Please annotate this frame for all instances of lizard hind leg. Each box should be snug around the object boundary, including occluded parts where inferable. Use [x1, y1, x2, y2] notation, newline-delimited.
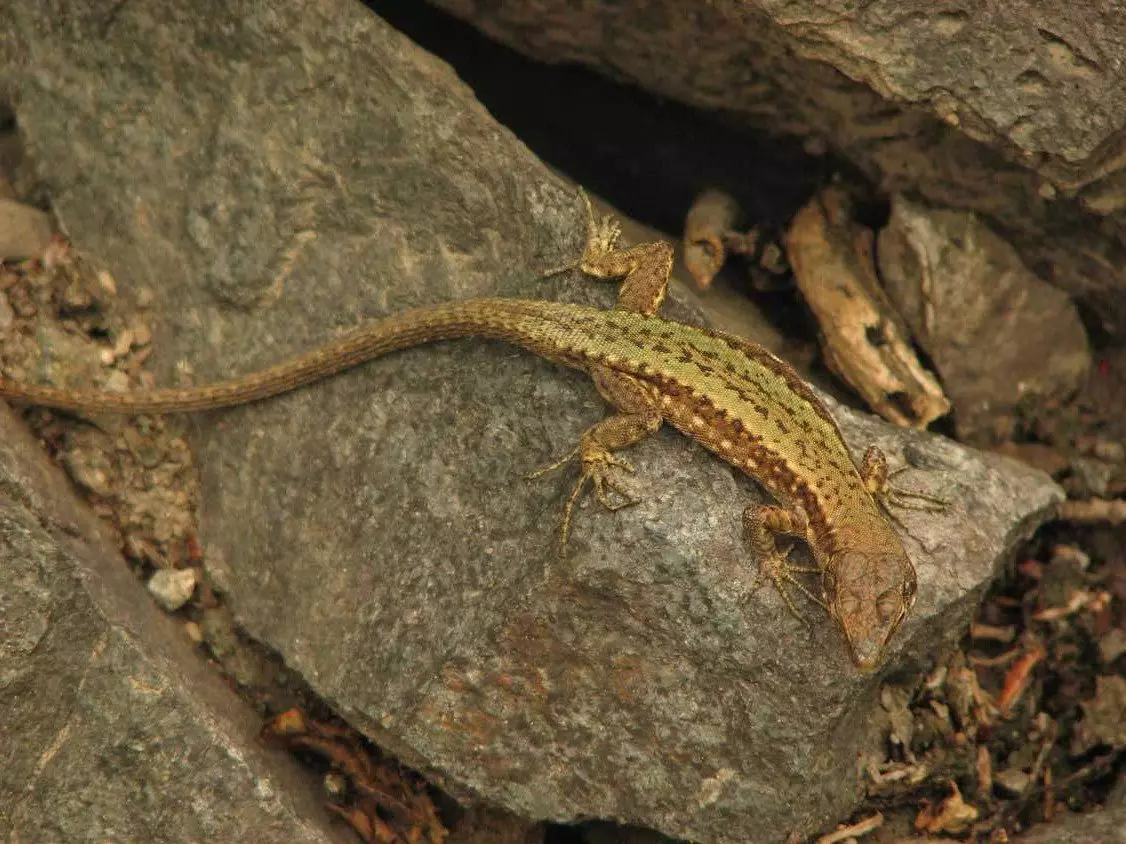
[742, 503, 824, 624]
[526, 367, 662, 547]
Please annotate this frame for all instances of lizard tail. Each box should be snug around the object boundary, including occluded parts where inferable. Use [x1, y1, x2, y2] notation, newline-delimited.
[0, 298, 567, 414]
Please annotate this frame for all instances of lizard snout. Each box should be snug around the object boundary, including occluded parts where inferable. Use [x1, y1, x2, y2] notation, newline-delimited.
[825, 548, 917, 670]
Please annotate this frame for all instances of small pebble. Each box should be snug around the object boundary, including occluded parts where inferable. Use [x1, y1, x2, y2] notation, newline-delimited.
[183, 620, 204, 644]
[61, 455, 113, 497]
[113, 328, 134, 357]
[1099, 628, 1126, 664]
[147, 567, 199, 611]
[993, 768, 1030, 796]
[131, 316, 152, 347]
[0, 291, 14, 329]
[104, 370, 132, 392]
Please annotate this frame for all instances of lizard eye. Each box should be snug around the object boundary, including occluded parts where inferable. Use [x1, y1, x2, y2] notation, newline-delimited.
[876, 589, 902, 623]
[839, 593, 860, 615]
[822, 570, 837, 601]
[902, 571, 918, 607]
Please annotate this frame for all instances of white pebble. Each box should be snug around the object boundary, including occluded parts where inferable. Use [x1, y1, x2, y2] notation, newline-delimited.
[147, 567, 199, 612]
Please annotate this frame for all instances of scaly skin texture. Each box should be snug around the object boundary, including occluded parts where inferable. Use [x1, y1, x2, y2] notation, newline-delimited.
[0, 204, 939, 669]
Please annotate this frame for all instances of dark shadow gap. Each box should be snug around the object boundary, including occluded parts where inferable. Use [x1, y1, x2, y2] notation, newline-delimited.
[366, 0, 830, 237]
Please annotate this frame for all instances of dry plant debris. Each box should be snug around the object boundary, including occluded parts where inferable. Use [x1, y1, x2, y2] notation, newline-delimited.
[859, 536, 1123, 840]
[815, 811, 884, 843]
[682, 187, 788, 292]
[262, 709, 447, 844]
[784, 185, 950, 429]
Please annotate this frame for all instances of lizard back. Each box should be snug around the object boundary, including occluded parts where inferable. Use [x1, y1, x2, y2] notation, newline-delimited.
[502, 301, 876, 530]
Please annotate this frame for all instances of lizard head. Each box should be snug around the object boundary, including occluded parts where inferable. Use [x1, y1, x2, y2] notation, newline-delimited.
[822, 546, 917, 671]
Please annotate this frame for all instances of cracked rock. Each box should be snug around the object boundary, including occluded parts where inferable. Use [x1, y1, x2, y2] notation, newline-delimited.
[0, 407, 350, 844]
[1, 3, 1064, 842]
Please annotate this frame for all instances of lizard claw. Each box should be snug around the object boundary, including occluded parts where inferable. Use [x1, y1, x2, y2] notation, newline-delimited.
[601, 451, 635, 475]
[590, 464, 639, 512]
[542, 189, 623, 278]
[751, 545, 825, 625]
[524, 444, 580, 480]
[863, 448, 948, 520]
[881, 473, 949, 513]
[559, 451, 641, 545]
[529, 442, 641, 548]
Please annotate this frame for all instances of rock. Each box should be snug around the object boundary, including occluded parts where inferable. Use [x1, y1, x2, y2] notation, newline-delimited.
[877, 195, 1091, 444]
[147, 566, 199, 611]
[1074, 676, 1126, 754]
[0, 197, 51, 260]
[1017, 805, 1126, 844]
[0, 3, 1064, 842]
[0, 406, 349, 844]
[422, 0, 1126, 332]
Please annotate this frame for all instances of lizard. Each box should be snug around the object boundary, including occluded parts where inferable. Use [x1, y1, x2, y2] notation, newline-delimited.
[0, 195, 944, 670]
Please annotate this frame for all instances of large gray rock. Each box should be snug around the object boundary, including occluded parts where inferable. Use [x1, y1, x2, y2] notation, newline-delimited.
[0, 406, 349, 844]
[0, 2, 1062, 842]
[1017, 805, 1126, 844]
[877, 195, 1091, 443]
[427, 0, 1126, 333]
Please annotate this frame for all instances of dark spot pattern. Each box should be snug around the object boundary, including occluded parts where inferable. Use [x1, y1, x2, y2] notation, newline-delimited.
[490, 300, 882, 549]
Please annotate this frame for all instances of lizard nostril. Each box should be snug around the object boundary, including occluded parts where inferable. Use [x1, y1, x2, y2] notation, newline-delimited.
[850, 638, 882, 671]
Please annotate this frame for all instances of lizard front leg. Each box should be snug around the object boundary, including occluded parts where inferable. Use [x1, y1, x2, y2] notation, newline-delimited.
[553, 190, 675, 317]
[742, 504, 824, 622]
[528, 366, 662, 545]
[860, 446, 947, 526]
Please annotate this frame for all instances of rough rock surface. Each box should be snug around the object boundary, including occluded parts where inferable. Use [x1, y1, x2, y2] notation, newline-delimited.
[1, 2, 1063, 842]
[0, 406, 350, 843]
[878, 195, 1091, 443]
[426, 0, 1126, 333]
[0, 197, 51, 259]
[1017, 804, 1126, 844]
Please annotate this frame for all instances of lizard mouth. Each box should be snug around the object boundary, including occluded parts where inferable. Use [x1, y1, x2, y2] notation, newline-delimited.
[846, 636, 884, 672]
[829, 596, 905, 671]
[838, 606, 909, 670]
